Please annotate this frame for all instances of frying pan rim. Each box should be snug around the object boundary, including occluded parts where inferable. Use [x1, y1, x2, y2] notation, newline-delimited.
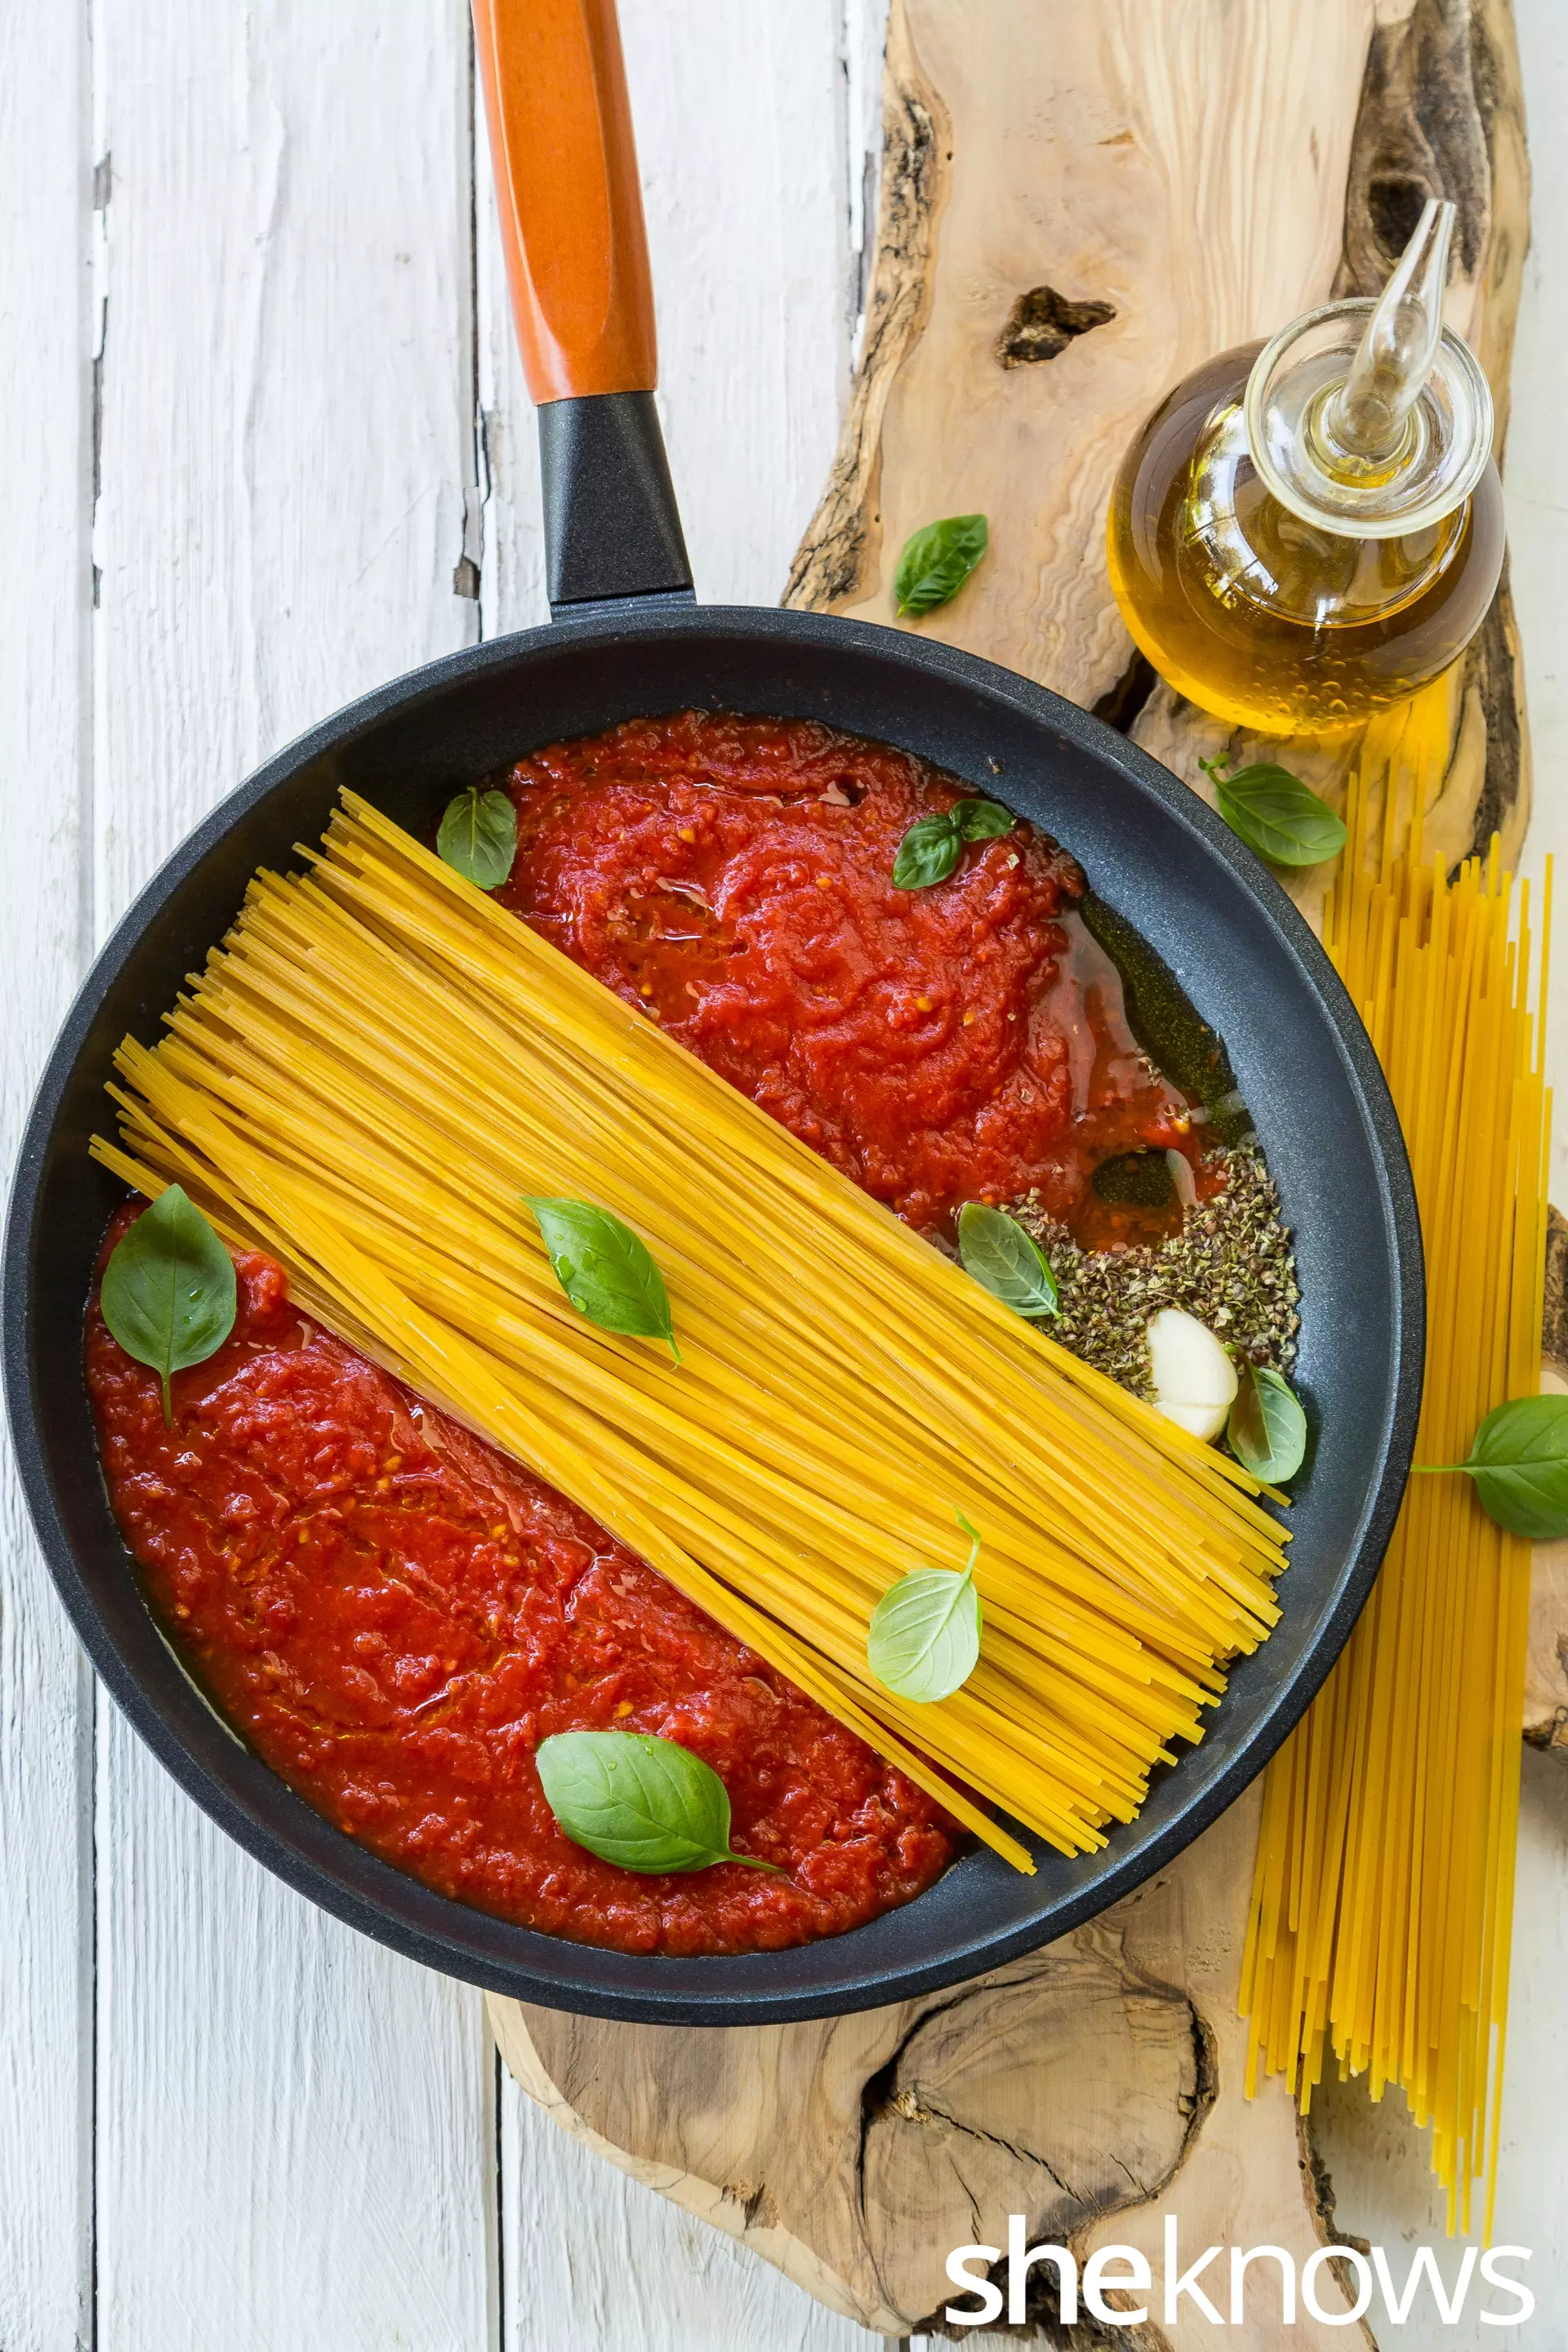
[2, 601, 1424, 2024]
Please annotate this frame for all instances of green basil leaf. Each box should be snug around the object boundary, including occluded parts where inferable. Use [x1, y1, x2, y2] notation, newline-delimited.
[535, 1729, 781, 1873]
[868, 1515, 983, 1703]
[1199, 757, 1347, 870]
[100, 1184, 238, 1424]
[892, 814, 962, 890]
[957, 1201, 1058, 1317]
[893, 513, 989, 619]
[1227, 1361, 1307, 1485]
[437, 786, 518, 889]
[951, 797, 1018, 843]
[524, 1196, 680, 1363]
[1448, 1396, 1568, 1540]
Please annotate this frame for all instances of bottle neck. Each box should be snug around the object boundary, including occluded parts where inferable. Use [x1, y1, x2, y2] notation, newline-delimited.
[1243, 298, 1493, 543]
[1325, 192, 1454, 466]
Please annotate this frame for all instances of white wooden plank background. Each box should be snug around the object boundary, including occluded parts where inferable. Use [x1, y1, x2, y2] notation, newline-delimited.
[0, 2, 94, 2347]
[2, 1, 1565, 2346]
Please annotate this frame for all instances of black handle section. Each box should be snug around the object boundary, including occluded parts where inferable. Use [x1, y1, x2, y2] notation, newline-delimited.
[538, 392, 693, 613]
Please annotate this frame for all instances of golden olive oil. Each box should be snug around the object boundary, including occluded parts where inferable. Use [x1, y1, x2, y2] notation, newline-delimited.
[1107, 203, 1503, 738]
[1107, 346, 1504, 737]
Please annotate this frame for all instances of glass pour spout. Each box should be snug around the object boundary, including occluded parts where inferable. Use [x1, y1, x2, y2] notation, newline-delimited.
[1243, 195, 1493, 539]
[1325, 198, 1454, 465]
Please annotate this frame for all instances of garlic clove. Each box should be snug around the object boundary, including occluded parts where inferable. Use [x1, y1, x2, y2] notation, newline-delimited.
[1146, 1307, 1238, 1442]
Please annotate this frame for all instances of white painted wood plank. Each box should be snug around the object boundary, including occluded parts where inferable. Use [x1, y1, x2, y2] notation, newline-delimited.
[843, 0, 892, 366]
[480, 3, 890, 2341]
[474, 86, 545, 644]
[621, 0, 853, 608]
[479, 0, 858, 632]
[89, 4, 494, 2346]
[91, 0, 479, 915]
[498, 2072, 893, 2352]
[0, 4, 94, 2348]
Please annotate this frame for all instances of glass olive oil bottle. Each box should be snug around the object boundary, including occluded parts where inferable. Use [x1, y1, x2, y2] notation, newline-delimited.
[1107, 200, 1503, 737]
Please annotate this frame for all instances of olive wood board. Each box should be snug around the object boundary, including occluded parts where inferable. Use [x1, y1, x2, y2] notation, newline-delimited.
[491, 2, 1539, 2341]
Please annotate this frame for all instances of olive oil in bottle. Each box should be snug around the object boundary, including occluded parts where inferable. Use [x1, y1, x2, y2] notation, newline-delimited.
[1107, 201, 1503, 737]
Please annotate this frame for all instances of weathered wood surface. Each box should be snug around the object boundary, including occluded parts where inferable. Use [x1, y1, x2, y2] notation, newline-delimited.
[1526, 1215, 1568, 1751]
[492, 1793, 1364, 2343]
[786, 0, 1369, 704]
[492, 2, 1544, 2343]
[791, 0, 1531, 924]
[1131, 0, 1533, 932]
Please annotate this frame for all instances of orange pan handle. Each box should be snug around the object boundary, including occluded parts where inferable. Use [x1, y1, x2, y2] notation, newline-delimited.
[472, 0, 656, 402]
[473, 0, 692, 608]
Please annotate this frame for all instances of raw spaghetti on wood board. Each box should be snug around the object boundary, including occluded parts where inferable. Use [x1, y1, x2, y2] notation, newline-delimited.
[1241, 706, 1551, 2235]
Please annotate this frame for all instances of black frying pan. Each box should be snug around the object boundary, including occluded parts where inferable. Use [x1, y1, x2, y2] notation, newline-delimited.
[1, 0, 1423, 2025]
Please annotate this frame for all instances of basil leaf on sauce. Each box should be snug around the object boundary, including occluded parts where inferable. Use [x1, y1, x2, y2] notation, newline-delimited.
[892, 814, 963, 890]
[438, 786, 517, 889]
[957, 1201, 1058, 1318]
[1227, 1361, 1308, 1485]
[893, 797, 1016, 889]
[535, 1729, 782, 1873]
[951, 797, 1018, 843]
[893, 513, 989, 619]
[1414, 1395, 1568, 1540]
[867, 1512, 983, 1703]
[1198, 755, 1348, 870]
[524, 1196, 680, 1364]
[99, 1184, 238, 1424]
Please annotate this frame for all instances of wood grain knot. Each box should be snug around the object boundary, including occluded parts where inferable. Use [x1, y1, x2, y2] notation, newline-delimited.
[996, 286, 1116, 368]
[1367, 172, 1435, 261]
[858, 1945, 1205, 2332]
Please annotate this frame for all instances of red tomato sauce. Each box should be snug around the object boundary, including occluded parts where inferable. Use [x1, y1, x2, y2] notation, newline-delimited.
[498, 710, 1203, 1243]
[86, 1213, 958, 1956]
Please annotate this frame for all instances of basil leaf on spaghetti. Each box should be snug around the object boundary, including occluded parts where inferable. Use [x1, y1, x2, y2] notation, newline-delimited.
[524, 1196, 680, 1363]
[1198, 755, 1347, 870]
[535, 1730, 781, 1873]
[1416, 1394, 1568, 1540]
[1227, 1361, 1307, 1484]
[868, 1512, 983, 1703]
[438, 786, 517, 889]
[957, 1202, 1058, 1317]
[893, 513, 989, 619]
[100, 1185, 237, 1424]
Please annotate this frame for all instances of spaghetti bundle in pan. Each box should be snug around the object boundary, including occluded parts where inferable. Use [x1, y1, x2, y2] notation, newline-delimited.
[92, 781, 1293, 1909]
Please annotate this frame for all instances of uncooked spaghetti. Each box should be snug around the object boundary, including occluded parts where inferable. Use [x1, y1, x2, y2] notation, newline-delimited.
[1241, 693, 1550, 2234]
[92, 791, 1292, 1871]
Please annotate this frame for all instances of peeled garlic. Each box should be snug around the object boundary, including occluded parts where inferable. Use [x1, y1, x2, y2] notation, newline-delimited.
[1146, 1307, 1237, 1442]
